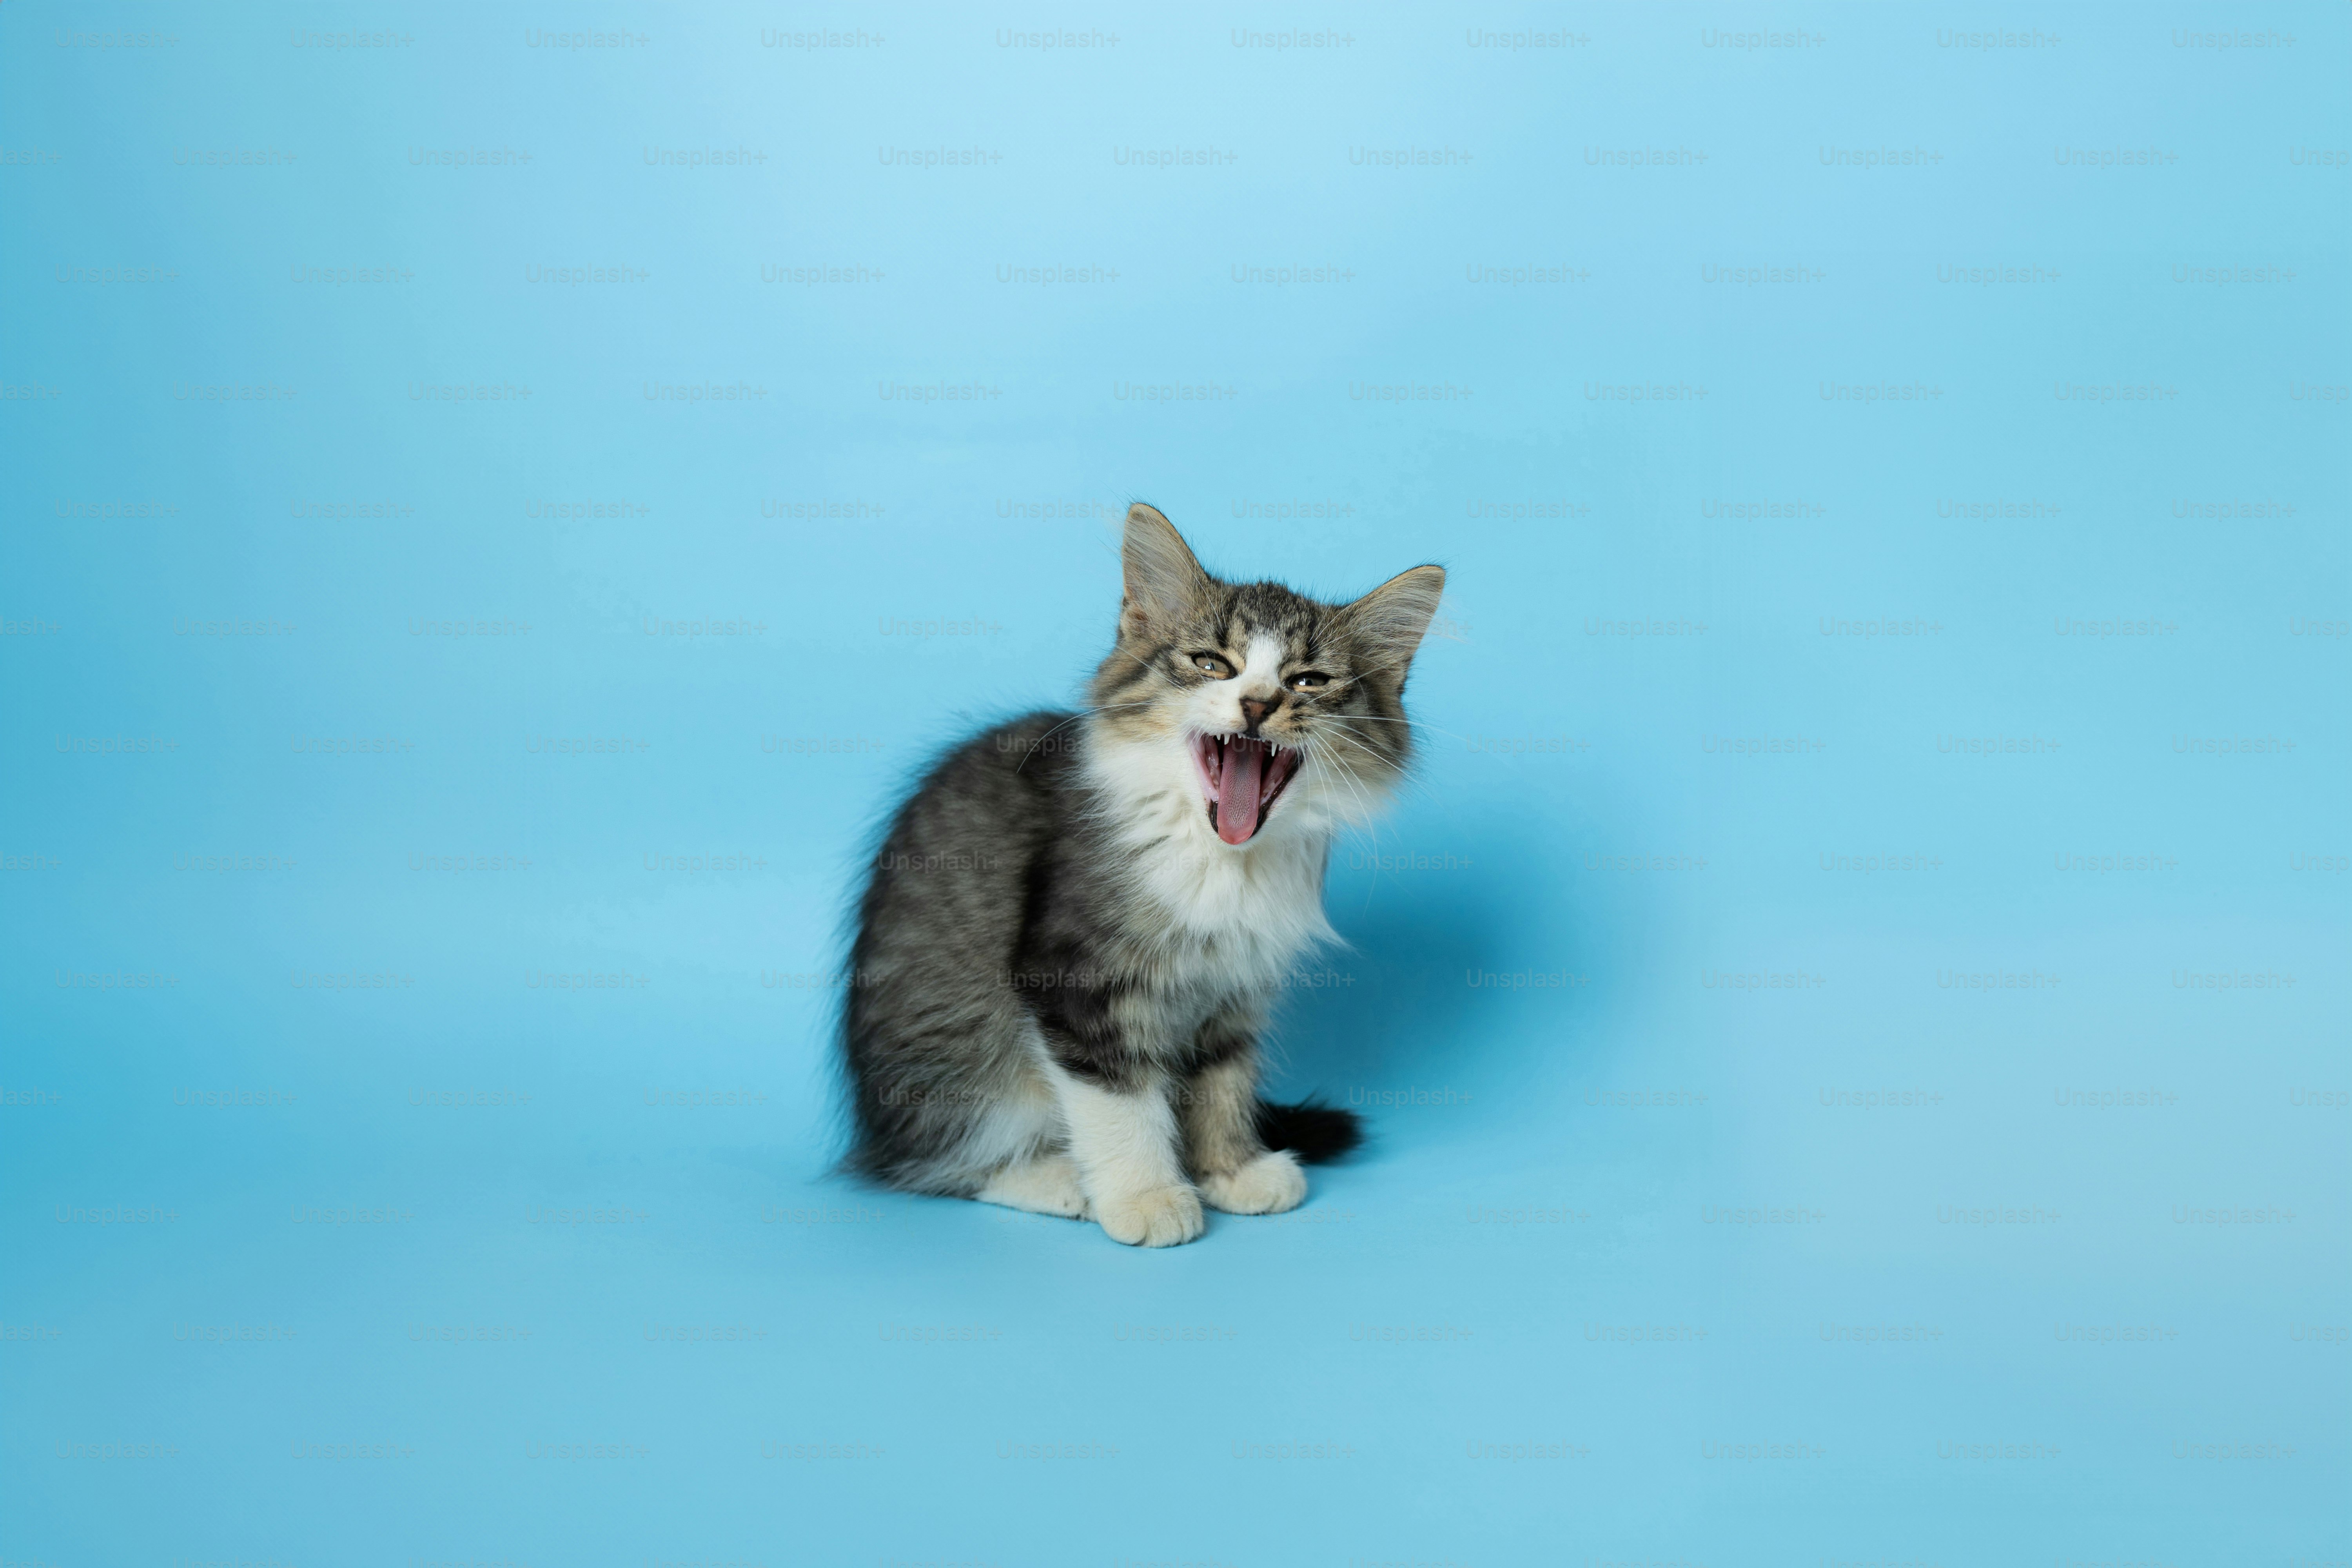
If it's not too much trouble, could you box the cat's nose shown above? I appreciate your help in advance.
[1239,694,1283,733]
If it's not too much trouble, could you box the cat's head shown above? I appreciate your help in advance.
[1085,503,1445,848]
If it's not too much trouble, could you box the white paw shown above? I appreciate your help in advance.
[1198,1151,1306,1216]
[1094,1184,1205,1248]
[975,1154,1090,1219]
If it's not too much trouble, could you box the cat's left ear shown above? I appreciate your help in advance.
[1341,564,1446,687]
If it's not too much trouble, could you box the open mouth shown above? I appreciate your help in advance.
[1193,733,1303,846]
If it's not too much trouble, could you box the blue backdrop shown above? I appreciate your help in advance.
[4,4,2346,1564]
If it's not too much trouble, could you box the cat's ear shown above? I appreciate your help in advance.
[1341,564,1446,686]
[1120,503,1210,636]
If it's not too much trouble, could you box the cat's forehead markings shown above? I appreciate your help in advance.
[1241,631,1286,684]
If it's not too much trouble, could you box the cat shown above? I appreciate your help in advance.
[838,503,1445,1246]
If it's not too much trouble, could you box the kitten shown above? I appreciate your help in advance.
[839,503,1445,1246]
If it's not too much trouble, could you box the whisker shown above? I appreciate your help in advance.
[1325,711,1473,746]
[1014,702,1155,771]
[1300,730,1388,829]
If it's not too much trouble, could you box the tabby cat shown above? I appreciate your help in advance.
[839,503,1444,1246]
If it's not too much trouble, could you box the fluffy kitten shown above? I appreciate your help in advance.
[839,503,1444,1246]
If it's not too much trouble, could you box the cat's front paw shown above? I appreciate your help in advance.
[1094,1184,1205,1247]
[1198,1151,1306,1215]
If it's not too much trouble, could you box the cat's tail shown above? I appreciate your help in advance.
[1253,1098,1363,1164]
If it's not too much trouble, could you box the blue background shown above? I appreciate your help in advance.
[4,4,2346,1564]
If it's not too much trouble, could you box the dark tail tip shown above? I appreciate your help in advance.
[1254,1098,1364,1164]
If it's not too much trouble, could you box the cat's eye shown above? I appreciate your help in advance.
[1191,653,1236,679]
[1286,671,1331,692]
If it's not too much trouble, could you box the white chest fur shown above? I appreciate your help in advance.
[1083,737,1337,997]
[1128,823,1336,992]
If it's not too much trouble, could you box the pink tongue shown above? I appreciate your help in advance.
[1216,740,1265,844]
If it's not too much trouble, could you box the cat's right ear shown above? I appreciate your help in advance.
[1120,503,1209,637]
